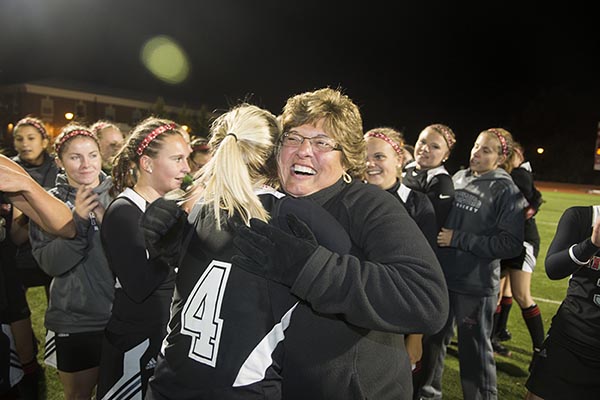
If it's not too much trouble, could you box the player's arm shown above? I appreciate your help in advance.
[545,206,600,280]
[0,155,74,238]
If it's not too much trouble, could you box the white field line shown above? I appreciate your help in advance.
[532,296,562,305]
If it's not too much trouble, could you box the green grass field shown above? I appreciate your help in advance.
[25,189,600,399]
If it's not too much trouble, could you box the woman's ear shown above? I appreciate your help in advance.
[55,156,63,170]
[139,155,153,174]
[497,154,507,167]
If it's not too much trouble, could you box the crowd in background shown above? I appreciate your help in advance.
[0,87,596,400]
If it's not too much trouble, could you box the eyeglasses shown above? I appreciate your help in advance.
[281,132,342,152]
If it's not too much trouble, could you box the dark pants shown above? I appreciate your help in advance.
[417,291,497,400]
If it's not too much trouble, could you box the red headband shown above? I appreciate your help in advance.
[92,122,108,134]
[431,124,455,149]
[16,117,48,139]
[136,123,177,156]
[489,129,508,156]
[55,129,96,154]
[366,131,403,156]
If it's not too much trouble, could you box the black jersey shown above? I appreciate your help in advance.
[545,206,600,359]
[510,162,541,252]
[387,180,437,250]
[150,187,351,398]
[402,162,454,229]
[101,188,175,336]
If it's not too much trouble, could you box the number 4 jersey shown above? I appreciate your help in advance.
[147,187,351,399]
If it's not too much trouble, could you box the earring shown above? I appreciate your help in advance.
[343,172,352,183]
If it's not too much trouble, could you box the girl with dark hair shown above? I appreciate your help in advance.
[97,117,191,399]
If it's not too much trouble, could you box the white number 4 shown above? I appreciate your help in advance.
[181,260,231,367]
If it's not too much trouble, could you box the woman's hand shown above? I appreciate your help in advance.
[74,185,99,222]
[437,227,454,247]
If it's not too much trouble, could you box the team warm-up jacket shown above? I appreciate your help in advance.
[402,161,454,229]
[443,168,524,296]
[29,173,115,333]
[148,186,352,399]
[387,179,437,250]
[281,179,449,400]
[544,205,600,360]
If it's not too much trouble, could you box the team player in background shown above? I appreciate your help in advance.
[3,116,60,399]
[526,206,600,399]
[363,126,437,390]
[90,121,125,175]
[11,116,59,295]
[402,123,456,398]
[402,123,456,230]
[0,154,75,399]
[417,128,524,400]
[145,103,351,399]
[494,142,545,361]
[97,117,191,400]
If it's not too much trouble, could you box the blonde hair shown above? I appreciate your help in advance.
[182,104,281,228]
[279,87,365,179]
[364,127,406,178]
[481,128,517,172]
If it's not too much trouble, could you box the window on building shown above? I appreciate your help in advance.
[131,109,143,124]
[75,101,86,119]
[41,97,54,120]
[105,105,116,121]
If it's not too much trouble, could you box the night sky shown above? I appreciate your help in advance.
[2,1,600,182]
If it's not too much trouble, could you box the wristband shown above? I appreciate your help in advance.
[569,244,590,266]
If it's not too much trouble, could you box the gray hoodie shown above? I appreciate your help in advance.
[443,167,524,296]
[29,173,115,333]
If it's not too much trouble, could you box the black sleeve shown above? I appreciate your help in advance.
[427,174,454,229]
[511,168,541,209]
[411,192,438,251]
[101,198,171,302]
[545,206,600,280]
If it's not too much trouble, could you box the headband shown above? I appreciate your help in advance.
[431,124,456,149]
[92,122,108,134]
[366,131,403,156]
[55,129,96,154]
[136,123,177,156]
[489,129,508,156]
[193,143,210,152]
[16,117,48,139]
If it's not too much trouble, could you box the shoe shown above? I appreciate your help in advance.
[492,339,512,357]
[494,328,512,342]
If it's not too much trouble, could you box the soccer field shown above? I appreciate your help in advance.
[26,188,600,399]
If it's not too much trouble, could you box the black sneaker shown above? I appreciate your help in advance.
[495,328,512,342]
[492,339,512,357]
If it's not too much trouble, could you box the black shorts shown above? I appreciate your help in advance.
[501,242,536,273]
[44,330,104,373]
[526,333,600,399]
[0,259,30,323]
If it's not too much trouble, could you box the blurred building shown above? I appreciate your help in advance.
[0,79,212,153]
